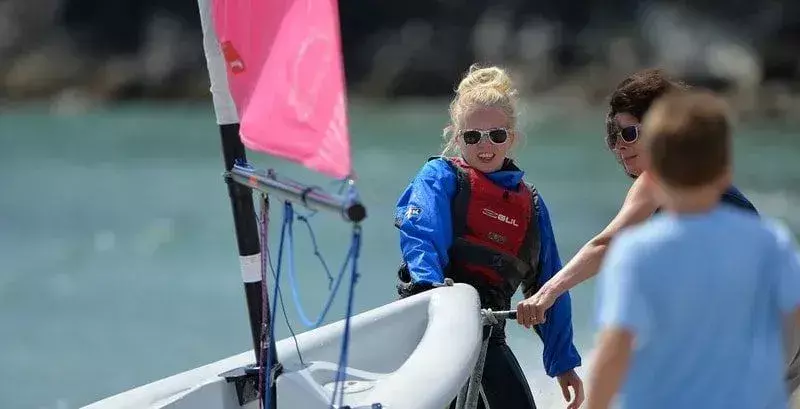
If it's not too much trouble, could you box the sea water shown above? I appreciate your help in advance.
[1,100,798,408]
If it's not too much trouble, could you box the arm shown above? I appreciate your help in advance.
[524,195,582,377]
[769,221,800,327]
[586,233,650,409]
[586,328,633,409]
[538,172,659,303]
[395,158,458,286]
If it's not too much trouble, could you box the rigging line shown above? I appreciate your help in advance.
[295,210,335,288]
[283,201,356,328]
[257,194,305,367]
[262,208,291,409]
[262,199,363,408]
[262,227,306,366]
[257,195,269,409]
[329,225,362,408]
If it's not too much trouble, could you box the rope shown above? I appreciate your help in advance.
[482,309,500,326]
[259,195,362,409]
[285,202,358,328]
[261,201,291,409]
[330,224,361,408]
[259,196,305,366]
[257,196,268,409]
[296,211,335,288]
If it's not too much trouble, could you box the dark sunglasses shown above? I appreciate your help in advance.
[461,128,509,145]
[606,125,640,148]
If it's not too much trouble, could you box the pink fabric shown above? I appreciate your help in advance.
[212,0,351,179]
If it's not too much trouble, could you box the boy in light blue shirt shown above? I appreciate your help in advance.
[586,90,800,409]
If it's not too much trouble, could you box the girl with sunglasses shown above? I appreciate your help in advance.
[517,68,800,395]
[393,64,584,409]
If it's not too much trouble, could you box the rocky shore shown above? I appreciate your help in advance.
[2,0,800,121]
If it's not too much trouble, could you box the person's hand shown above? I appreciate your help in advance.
[556,369,584,409]
[516,287,557,328]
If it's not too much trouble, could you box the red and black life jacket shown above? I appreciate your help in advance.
[397,156,541,312]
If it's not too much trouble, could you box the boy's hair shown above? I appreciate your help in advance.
[642,90,732,188]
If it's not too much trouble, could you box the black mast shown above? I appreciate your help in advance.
[218,122,278,408]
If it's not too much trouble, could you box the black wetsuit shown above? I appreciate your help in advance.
[447,337,538,408]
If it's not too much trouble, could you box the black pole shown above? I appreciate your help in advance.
[218,123,278,407]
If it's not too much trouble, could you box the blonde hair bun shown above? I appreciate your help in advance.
[456,64,517,98]
[440,63,522,156]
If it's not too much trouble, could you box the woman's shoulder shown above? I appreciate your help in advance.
[624,172,659,205]
[602,172,661,235]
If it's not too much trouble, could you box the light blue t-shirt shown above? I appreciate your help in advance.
[596,204,800,409]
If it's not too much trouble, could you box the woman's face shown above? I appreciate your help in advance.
[457,106,514,173]
[611,112,646,177]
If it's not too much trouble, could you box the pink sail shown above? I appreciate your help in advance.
[211,0,351,180]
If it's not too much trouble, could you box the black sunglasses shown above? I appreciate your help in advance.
[606,125,640,148]
[461,128,509,145]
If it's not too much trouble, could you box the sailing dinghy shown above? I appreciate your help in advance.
[83,283,486,409]
[82,0,508,407]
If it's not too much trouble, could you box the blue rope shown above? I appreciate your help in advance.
[330,225,361,408]
[263,198,362,409]
[295,211,335,289]
[285,202,356,328]
[258,197,305,367]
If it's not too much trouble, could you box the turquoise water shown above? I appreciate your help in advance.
[0,101,798,408]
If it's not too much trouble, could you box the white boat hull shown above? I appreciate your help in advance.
[84,283,483,409]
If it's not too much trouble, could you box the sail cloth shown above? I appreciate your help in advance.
[198,0,352,180]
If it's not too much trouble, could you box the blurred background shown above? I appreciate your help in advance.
[3,0,800,114]
[1,0,798,408]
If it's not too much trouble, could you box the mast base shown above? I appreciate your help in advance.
[220,362,284,406]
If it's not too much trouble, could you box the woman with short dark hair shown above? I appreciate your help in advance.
[517,68,800,395]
